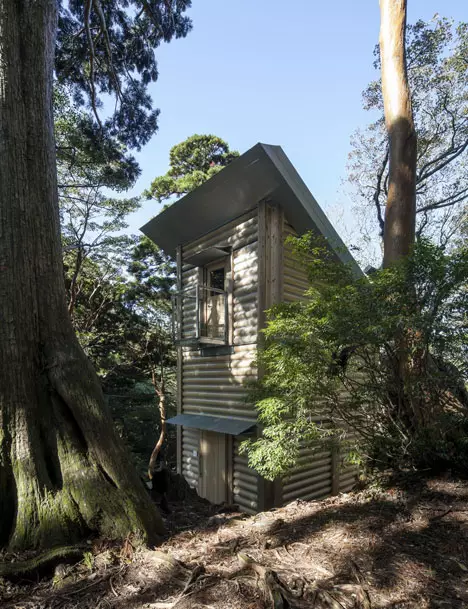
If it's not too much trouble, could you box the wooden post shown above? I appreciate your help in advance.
[331,439,340,496]
[226,433,234,505]
[257,201,284,510]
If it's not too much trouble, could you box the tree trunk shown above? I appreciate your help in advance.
[379,0,417,268]
[148,369,167,479]
[0,0,163,551]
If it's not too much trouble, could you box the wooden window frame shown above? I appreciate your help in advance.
[199,256,231,345]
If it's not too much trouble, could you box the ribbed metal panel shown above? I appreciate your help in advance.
[283,224,309,302]
[340,466,358,492]
[183,344,257,420]
[282,446,333,503]
[279,225,333,504]
[281,223,359,501]
[233,240,258,345]
[338,433,359,492]
[233,437,258,514]
[182,211,257,260]
[181,427,200,489]
[178,211,260,495]
[180,267,198,338]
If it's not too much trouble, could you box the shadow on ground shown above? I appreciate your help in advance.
[1,475,467,608]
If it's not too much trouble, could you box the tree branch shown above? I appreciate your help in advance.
[373,147,389,236]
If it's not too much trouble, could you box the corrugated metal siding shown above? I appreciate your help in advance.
[283,224,309,303]
[181,427,200,489]
[233,437,258,514]
[179,267,198,340]
[233,241,258,345]
[182,211,258,260]
[182,344,257,420]
[179,211,260,509]
[339,462,358,492]
[281,223,358,501]
[281,224,323,503]
[282,447,333,503]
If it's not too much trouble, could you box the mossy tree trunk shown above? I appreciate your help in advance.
[0,0,164,551]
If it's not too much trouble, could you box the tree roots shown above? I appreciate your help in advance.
[0,545,87,578]
[151,550,371,609]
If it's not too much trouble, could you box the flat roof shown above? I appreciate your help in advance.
[141,143,361,275]
[166,414,255,436]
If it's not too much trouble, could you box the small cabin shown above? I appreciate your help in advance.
[141,143,361,513]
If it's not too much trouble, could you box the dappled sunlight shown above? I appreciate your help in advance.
[2,476,468,608]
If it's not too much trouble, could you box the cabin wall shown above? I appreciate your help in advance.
[283,224,310,303]
[178,211,356,512]
[279,223,357,505]
[179,211,260,508]
[233,437,259,513]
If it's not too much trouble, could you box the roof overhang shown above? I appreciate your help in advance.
[141,143,362,276]
[166,414,256,436]
[184,247,230,267]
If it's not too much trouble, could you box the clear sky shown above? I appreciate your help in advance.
[127,0,466,252]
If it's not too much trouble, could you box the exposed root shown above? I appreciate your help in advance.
[237,552,295,608]
[151,552,209,608]
[235,553,371,609]
[0,545,86,577]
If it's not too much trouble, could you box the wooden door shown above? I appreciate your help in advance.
[199,431,227,504]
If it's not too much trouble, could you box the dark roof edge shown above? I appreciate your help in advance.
[141,142,363,277]
[259,144,362,277]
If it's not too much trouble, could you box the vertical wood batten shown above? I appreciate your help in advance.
[256,202,284,511]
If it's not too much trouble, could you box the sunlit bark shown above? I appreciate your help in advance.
[379,0,417,267]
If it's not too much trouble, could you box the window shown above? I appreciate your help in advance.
[172,255,230,346]
[201,263,227,341]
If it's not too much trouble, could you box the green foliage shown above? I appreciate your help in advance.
[64,232,177,473]
[55,84,140,194]
[145,134,239,203]
[65,235,175,382]
[83,551,94,571]
[348,17,468,260]
[108,379,178,475]
[57,1,192,152]
[242,236,468,479]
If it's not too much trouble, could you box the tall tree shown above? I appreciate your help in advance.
[348,18,468,261]
[0,0,191,551]
[379,0,417,266]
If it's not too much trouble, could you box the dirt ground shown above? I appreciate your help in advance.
[1,474,468,609]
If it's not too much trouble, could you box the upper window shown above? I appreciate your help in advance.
[172,255,230,347]
[201,263,227,341]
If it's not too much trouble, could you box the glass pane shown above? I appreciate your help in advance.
[209,267,225,292]
[203,266,226,339]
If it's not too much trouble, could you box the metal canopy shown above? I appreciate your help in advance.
[166,414,256,436]
[184,247,230,267]
[140,143,362,277]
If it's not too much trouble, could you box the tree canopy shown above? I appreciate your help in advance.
[145,134,239,204]
[348,17,468,261]
[56,0,192,150]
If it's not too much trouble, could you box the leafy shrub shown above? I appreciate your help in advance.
[242,236,468,478]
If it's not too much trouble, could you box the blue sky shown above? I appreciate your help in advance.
[127,0,466,252]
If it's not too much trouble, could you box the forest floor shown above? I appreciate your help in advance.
[1,474,468,609]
